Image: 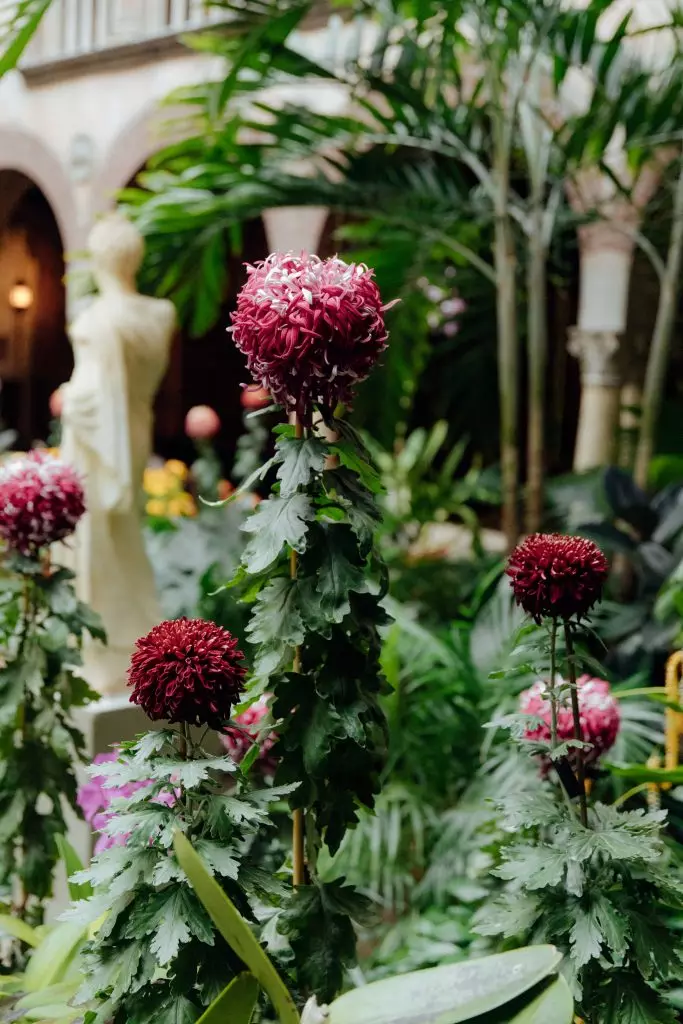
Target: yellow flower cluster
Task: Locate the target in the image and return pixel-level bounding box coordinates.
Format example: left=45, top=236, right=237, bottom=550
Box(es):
left=143, top=460, right=196, bottom=519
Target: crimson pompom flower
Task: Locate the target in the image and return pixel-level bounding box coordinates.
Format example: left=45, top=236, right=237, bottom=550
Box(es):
left=231, top=251, right=391, bottom=423
left=221, top=696, right=277, bottom=775
left=185, top=404, right=220, bottom=440
left=128, top=618, right=246, bottom=728
left=0, top=450, right=85, bottom=556
left=520, top=675, right=620, bottom=775
left=506, top=533, right=608, bottom=622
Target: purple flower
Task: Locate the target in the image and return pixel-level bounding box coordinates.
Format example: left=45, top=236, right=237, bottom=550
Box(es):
left=77, top=750, right=176, bottom=854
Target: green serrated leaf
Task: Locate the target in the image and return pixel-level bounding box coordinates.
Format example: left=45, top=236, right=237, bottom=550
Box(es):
left=569, top=906, right=604, bottom=969
left=276, top=436, right=327, bottom=496
left=128, top=886, right=213, bottom=965
left=194, top=840, right=241, bottom=881
left=328, top=441, right=382, bottom=494
left=309, top=527, right=369, bottom=625
left=151, top=756, right=235, bottom=789
left=323, top=467, right=381, bottom=548
left=242, top=494, right=315, bottom=574
left=246, top=577, right=304, bottom=648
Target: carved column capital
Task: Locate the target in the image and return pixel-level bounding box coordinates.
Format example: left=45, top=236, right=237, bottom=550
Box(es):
left=568, top=327, right=621, bottom=387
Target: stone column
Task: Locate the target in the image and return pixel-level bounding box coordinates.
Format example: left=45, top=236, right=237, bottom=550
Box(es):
left=568, top=327, right=621, bottom=471
left=262, top=206, right=329, bottom=255
left=566, top=157, right=665, bottom=470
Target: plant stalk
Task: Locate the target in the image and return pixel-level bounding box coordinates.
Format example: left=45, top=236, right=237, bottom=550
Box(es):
left=291, top=417, right=305, bottom=888
left=493, top=172, right=520, bottom=550
left=525, top=205, right=548, bottom=533
left=635, top=152, right=683, bottom=489
left=548, top=618, right=558, bottom=751
left=564, top=622, right=588, bottom=827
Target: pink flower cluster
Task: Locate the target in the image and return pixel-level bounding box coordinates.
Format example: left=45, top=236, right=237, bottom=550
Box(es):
left=77, top=751, right=175, bottom=854
left=0, top=450, right=85, bottom=556
left=520, top=675, right=620, bottom=774
left=231, top=252, right=390, bottom=423
left=221, top=697, right=277, bottom=775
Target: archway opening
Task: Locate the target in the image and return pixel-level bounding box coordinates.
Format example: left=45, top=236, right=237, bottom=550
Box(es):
left=0, top=172, right=70, bottom=448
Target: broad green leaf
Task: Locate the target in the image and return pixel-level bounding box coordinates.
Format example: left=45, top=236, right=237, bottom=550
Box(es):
left=173, top=831, right=299, bottom=1024
left=23, top=922, right=88, bottom=992
left=0, top=914, right=40, bottom=947
left=476, top=976, right=574, bottom=1024
left=20, top=1005, right=80, bottom=1022
left=56, top=835, right=92, bottom=902
left=326, top=946, right=563, bottom=1024
left=16, top=981, right=79, bottom=1011
left=197, top=973, right=259, bottom=1024
left=606, top=761, right=683, bottom=784
left=242, top=494, right=315, bottom=574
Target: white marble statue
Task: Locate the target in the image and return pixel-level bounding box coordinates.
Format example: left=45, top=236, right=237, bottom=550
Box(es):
left=60, top=213, right=175, bottom=695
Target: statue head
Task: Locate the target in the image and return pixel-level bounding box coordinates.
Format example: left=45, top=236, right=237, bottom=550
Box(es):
left=88, top=212, right=144, bottom=289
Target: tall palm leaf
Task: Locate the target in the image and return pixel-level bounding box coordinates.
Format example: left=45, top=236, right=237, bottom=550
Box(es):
left=0, top=0, right=51, bottom=77
left=124, top=0, right=681, bottom=527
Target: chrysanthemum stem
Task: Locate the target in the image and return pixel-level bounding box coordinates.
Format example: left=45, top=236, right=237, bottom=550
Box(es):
left=564, top=622, right=588, bottom=828
left=291, top=417, right=306, bottom=888
left=548, top=618, right=559, bottom=752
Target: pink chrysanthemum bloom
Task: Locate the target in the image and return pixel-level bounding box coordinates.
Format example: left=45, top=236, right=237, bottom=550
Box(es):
left=77, top=751, right=176, bottom=855
left=0, top=450, right=85, bottom=556
left=506, top=533, right=608, bottom=622
left=128, top=618, right=246, bottom=728
left=231, top=252, right=391, bottom=423
left=185, top=404, right=221, bottom=440
left=520, top=675, right=620, bottom=775
left=222, top=696, right=277, bottom=776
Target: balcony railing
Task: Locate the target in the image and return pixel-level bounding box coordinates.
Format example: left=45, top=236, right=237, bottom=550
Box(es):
left=21, top=0, right=225, bottom=68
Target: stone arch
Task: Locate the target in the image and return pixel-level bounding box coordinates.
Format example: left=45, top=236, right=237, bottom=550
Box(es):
left=0, top=129, right=80, bottom=252
left=91, top=103, right=187, bottom=218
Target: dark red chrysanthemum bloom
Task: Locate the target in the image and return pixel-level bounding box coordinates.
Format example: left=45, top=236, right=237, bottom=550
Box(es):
left=506, top=533, right=608, bottom=622
left=230, top=252, right=391, bottom=423
left=0, top=450, right=85, bottom=556
left=128, top=618, right=246, bottom=728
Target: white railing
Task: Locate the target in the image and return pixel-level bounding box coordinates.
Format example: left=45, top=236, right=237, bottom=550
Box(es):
left=22, top=0, right=225, bottom=66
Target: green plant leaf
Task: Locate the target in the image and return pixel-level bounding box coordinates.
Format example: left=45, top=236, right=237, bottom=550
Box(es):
left=606, top=761, right=683, bottom=784
left=15, top=981, right=79, bottom=1011
left=0, top=913, right=40, bottom=947
left=242, top=494, right=315, bottom=574
left=23, top=922, right=88, bottom=992
left=173, top=831, right=299, bottom=1024
left=476, top=975, right=574, bottom=1023
left=197, top=973, right=259, bottom=1024
left=276, top=436, right=327, bottom=496
left=326, top=946, right=563, bottom=1024
left=246, top=577, right=305, bottom=648
left=0, top=0, right=51, bottom=78
left=56, top=835, right=92, bottom=902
